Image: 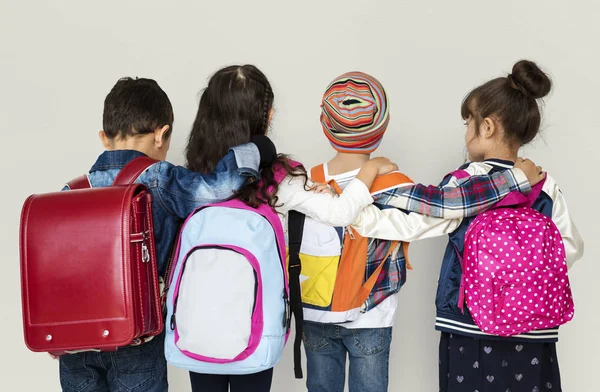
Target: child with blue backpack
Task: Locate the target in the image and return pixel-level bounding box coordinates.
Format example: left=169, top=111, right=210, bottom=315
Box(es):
left=356, top=60, right=584, bottom=392
left=167, top=65, right=545, bottom=392
left=58, top=77, right=276, bottom=392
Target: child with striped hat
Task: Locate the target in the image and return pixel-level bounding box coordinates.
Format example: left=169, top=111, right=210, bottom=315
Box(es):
left=320, top=71, right=390, bottom=154
left=300, top=72, right=545, bottom=392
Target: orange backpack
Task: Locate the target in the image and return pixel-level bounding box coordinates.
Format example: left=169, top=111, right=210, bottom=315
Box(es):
left=300, top=164, right=412, bottom=323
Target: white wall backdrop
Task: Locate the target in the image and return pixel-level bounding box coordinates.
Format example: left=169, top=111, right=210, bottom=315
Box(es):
left=1, top=1, right=597, bottom=390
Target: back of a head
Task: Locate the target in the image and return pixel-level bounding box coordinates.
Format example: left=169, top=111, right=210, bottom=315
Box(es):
left=103, top=77, right=174, bottom=140
left=461, top=60, right=552, bottom=146
left=321, top=71, right=389, bottom=154
left=186, top=64, right=273, bottom=173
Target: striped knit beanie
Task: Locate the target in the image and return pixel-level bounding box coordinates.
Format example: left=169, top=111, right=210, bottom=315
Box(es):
left=320, top=71, right=389, bottom=154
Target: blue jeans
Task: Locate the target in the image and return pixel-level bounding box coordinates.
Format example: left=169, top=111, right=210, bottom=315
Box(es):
left=59, top=333, right=167, bottom=392
left=303, top=322, right=392, bottom=392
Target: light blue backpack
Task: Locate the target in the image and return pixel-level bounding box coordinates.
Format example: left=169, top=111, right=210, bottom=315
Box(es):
left=164, top=195, right=305, bottom=377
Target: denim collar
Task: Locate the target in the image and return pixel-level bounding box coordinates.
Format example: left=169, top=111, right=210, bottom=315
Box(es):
left=90, top=150, right=148, bottom=173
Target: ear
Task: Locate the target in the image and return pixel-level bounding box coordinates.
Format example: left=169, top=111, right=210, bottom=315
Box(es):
left=154, top=125, right=170, bottom=148
left=266, top=108, right=275, bottom=133
left=98, top=130, right=113, bottom=149
left=481, top=117, right=497, bottom=139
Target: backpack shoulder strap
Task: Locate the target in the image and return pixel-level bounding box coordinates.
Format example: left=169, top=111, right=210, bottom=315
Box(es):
left=272, top=159, right=304, bottom=185
left=65, top=156, right=157, bottom=190
left=113, top=156, right=158, bottom=186
left=310, top=164, right=326, bottom=183
left=65, top=174, right=91, bottom=190
left=368, top=171, right=415, bottom=269
left=310, top=163, right=343, bottom=194
left=287, top=210, right=306, bottom=379
left=369, top=171, right=414, bottom=194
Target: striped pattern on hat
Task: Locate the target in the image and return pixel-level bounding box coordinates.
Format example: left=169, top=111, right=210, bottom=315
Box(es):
left=320, top=71, right=389, bottom=154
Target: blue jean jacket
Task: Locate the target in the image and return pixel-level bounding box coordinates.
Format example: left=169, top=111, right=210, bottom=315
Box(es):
left=63, top=143, right=260, bottom=276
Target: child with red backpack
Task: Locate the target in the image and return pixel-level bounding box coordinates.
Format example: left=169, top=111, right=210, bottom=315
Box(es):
left=53, top=77, right=276, bottom=392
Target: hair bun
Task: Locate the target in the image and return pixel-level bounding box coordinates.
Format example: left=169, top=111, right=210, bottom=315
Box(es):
left=508, top=60, right=552, bottom=99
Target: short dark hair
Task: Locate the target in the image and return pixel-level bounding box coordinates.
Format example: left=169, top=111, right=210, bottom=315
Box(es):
left=461, top=60, right=552, bottom=146
left=103, top=77, right=174, bottom=140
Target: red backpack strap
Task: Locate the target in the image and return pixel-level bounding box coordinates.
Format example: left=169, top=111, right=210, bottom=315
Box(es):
left=113, top=156, right=158, bottom=186
left=66, top=175, right=91, bottom=190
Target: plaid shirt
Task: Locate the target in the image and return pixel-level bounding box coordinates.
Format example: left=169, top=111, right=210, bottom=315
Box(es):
left=362, top=166, right=531, bottom=312
left=372, top=168, right=531, bottom=219
left=363, top=238, right=405, bottom=311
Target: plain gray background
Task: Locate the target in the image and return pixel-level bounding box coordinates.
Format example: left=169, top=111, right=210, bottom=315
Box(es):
left=1, top=1, right=597, bottom=391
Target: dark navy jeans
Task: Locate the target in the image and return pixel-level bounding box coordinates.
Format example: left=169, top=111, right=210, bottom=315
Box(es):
left=59, top=334, right=167, bottom=392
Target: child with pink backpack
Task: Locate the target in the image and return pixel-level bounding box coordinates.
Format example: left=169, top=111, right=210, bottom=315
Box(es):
left=435, top=60, right=584, bottom=392
left=356, top=60, right=584, bottom=392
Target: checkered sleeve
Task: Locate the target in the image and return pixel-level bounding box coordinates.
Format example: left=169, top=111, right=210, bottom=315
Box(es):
left=372, top=168, right=531, bottom=219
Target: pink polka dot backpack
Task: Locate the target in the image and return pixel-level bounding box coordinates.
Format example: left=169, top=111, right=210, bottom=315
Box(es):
left=456, top=178, right=574, bottom=336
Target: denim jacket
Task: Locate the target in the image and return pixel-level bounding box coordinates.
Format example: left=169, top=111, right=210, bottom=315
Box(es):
left=63, top=143, right=261, bottom=276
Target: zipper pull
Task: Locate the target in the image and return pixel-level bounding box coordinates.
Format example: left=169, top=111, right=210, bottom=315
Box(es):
left=345, top=226, right=355, bottom=240
left=141, top=242, right=150, bottom=263
left=170, top=314, right=176, bottom=330
left=457, top=277, right=466, bottom=314
left=495, top=287, right=507, bottom=317
left=284, top=298, right=291, bottom=330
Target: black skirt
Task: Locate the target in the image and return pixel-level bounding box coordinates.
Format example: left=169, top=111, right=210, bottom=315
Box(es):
left=439, top=332, right=561, bottom=392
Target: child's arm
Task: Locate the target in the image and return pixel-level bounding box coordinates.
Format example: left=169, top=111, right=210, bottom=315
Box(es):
left=155, top=138, right=274, bottom=219
left=543, top=176, right=584, bottom=268
left=373, top=165, right=534, bottom=219
left=351, top=205, right=461, bottom=241
left=350, top=166, right=522, bottom=241
left=276, top=159, right=395, bottom=227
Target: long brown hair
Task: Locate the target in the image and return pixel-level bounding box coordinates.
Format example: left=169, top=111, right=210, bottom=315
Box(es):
left=185, top=64, right=307, bottom=208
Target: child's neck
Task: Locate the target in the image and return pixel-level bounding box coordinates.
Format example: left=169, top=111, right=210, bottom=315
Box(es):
left=482, top=146, right=519, bottom=163
left=107, top=138, right=154, bottom=158
left=327, top=152, right=370, bottom=176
